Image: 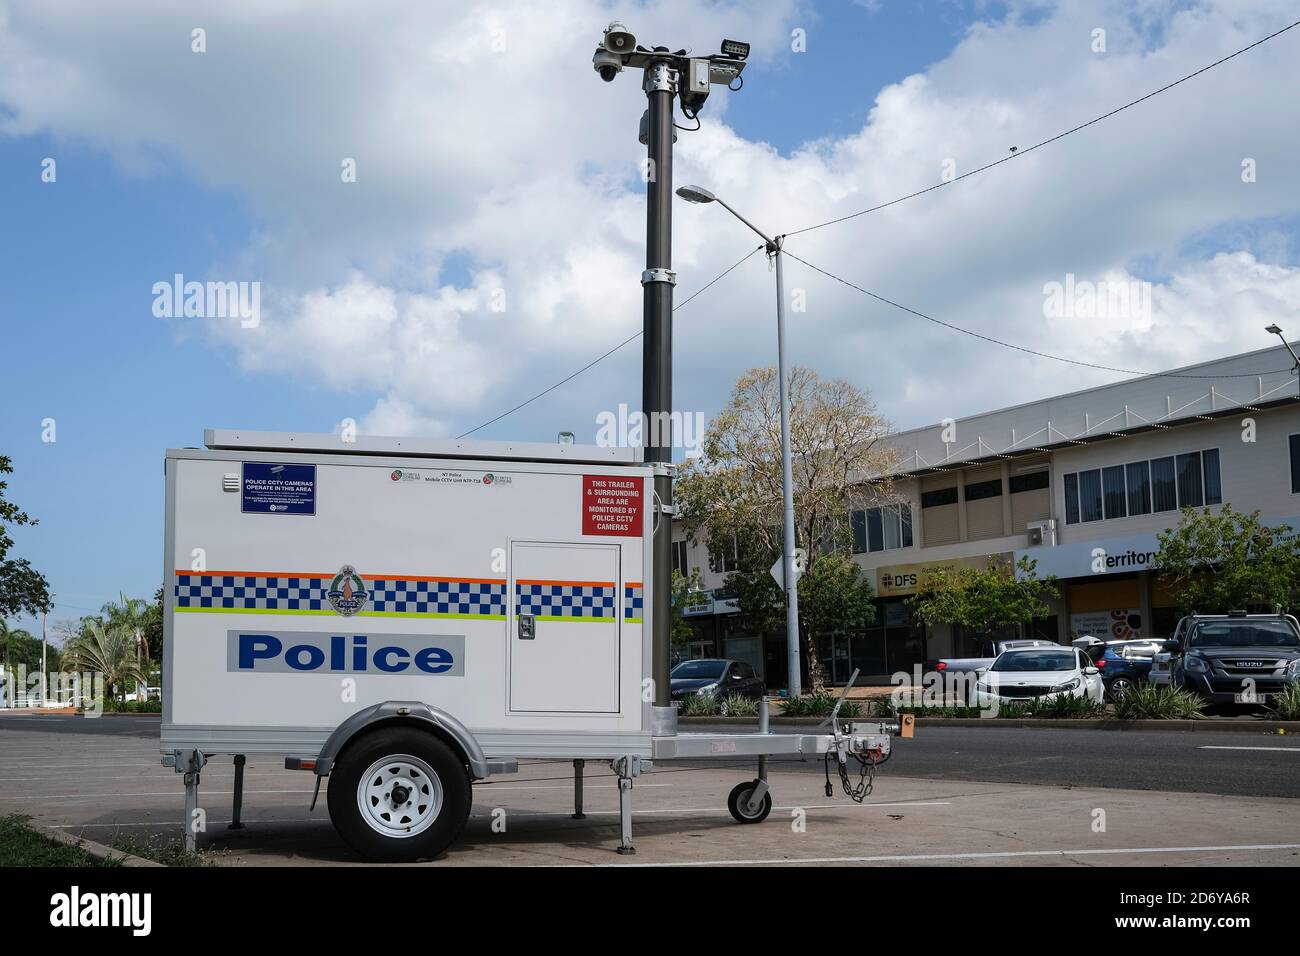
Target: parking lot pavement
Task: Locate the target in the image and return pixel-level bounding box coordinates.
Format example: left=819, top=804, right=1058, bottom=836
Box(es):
left=2, top=718, right=1299, bottom=867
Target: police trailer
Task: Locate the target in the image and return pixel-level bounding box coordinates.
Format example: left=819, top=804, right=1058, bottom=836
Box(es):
left=162, top=429, right=904, bottom=860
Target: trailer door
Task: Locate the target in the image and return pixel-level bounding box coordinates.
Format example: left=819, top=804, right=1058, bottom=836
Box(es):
left=509, top=541, right=621, bottom=713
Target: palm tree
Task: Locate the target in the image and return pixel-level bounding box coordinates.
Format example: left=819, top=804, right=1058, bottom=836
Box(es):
left=61, top=621, right=147, bottom=703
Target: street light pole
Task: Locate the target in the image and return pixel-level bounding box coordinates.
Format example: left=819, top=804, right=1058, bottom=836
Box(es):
left=676, top=185, right=802, bottom=697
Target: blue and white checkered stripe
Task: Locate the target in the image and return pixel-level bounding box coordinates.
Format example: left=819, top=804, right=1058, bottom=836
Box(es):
left=175, top=575, right=327, bottom=611
left=370, top=579, right=505, bottom=616
left=624, top=584, right=644, bottom=621
left=516, top=583, right=616, bottom=619
left=175, top=574, right=508, bottom=617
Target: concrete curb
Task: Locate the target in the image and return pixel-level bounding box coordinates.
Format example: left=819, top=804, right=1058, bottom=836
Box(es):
left=42, top=826, right=163, bottom=867
left=677, top=715, right=1300, bottom=733
left=912, top=717, right=1300, bottom=732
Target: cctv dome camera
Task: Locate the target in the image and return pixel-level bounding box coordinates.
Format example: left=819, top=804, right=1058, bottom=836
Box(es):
left=593, top=48, right=622, bottom=82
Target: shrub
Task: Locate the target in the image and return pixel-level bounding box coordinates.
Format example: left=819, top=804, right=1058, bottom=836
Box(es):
left=780, top=692, right=861, bottom=718
left=719, top=694, right=759, bottom=718
left=1021, top=692, right=1108, bottom=719
left=1112, top=684, right=1205, bottom=720
left=677, top=693, right=722, bottom=717
left=1268, top=684, right=1300, bottom=721
left=98, top=698, right=162, bottom=714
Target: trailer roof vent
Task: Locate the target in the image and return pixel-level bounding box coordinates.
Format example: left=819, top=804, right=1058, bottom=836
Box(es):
left=222, top=473, right=239, bottom=492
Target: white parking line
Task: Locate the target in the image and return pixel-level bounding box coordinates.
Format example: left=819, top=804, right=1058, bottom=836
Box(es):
left=1197, top=746, right=1300, bottom=752
left=606, top=842, right=1300, bottom=867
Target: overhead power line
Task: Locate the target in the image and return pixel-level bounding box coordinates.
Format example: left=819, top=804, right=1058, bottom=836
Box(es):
left=781, top=248, right=1295, bottom=381
left=456, top=244, right=766, bottom=438
left=782, top=17, right=1300, bottom=239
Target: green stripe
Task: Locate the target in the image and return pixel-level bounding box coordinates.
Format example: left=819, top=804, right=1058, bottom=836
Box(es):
left=625, top=617, right=643, bottom=623
left=176, top=606, right=505, bottom=620
left=534, top=615, right=615, bottom=622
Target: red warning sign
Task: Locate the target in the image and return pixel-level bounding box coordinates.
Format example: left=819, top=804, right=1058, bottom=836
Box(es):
left=582, top=474, right=644, bottom=537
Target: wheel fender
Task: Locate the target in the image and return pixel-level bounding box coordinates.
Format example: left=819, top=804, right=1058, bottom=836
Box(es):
left=315, top=701, right=489, bottom=780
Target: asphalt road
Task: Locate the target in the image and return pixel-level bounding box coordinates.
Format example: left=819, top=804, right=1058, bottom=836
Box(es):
left=7, top=714, right=1297, bottom=798
left=687, top=722, right=1300, bottom=799
left=3, top=714, right=1298, bottom=866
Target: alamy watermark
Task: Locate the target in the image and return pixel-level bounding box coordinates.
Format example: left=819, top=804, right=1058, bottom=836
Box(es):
left=595, top=403, right=705, bottom=456
left=152, top=273, right=260, bottom=328
left=1043, top=273, right=1151, bottom=322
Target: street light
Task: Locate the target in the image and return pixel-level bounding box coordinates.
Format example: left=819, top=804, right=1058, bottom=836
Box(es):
left=1266, top=324, right=1300, bottom=388
left=677, top=184, right=803, bottom=697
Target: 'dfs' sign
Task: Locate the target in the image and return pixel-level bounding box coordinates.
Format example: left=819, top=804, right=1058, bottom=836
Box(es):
left=226, top=631, right=465, bottom=676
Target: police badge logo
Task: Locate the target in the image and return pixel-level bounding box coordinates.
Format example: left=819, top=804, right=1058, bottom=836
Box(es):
left=327, top=565, right=369, bottom=616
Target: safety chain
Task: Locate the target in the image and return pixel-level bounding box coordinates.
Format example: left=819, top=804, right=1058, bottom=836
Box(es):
left=824, top=750, right=877, bottom=803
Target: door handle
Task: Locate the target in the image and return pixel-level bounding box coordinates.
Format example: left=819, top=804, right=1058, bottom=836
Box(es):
left=518, top=614, right=536, bottom=640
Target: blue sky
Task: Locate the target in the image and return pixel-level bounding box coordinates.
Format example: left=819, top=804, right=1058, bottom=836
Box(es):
left=2, top=0, right=1298, bottom=630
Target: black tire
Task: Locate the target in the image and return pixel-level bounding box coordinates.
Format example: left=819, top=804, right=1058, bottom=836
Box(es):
left=727, top=780, right=772, bottom=824
left=328, top=727, right=472, bottom=862
left=1106, top=677, right=1135, bottom=702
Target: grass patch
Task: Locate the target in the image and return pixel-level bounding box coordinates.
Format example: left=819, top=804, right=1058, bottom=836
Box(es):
left=1112, top=684, right=1205, bottom=720
left=0, top=815, right=122, bottom=867
left=110, top=832, right=211, bottom=867
left=1268, top=684, right=1300, bottom=721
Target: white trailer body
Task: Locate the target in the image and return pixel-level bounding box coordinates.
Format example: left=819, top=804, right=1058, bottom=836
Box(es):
left=165, top=431, right=654, bottom=759
left=163, top=430, right=899, bottom=860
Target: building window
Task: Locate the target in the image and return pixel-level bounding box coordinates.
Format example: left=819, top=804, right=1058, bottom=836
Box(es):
left=920, top=487, right=957, bottom=508
left=1064, top=447, right=1221, bottom=524
left=964, top=478, right=1002, bottom=501
left=848, top=505, right=913, bottom=554
left=1078, top=469, right=1103, bottom=522
left=1202, top=448, right=1222, bottom=505
left=1125, top=460, right=1151, bottom=516
left=1176, top=452, right=1203, bottom=508
left=1009, top=469, right=1049, bottom=493
left=1291, top=435, right=1300, bottom=494
left=850, top=510, right=867, bottom=553
left=672, top=540, right=688, bottom=574
left=1151, top=456, right=1177, bottom=512
left=710, top=535, right=738, bottom=574
left=1102, top=465, right=1127, bottom=520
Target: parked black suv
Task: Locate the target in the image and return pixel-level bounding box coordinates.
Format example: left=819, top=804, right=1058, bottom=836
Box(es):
left=1165, top=612, right=1300, bottom=706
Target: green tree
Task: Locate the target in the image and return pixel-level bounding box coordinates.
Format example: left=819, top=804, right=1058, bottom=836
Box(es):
left=0, top=455, right=52, bottom=620
left=60, top=621, right=147, bottom=702
left=909, top=556, right=1058, bottom=637
left=1154, top=504, right=1300, bottom=612
left=677, top=366, right=896, bottom=691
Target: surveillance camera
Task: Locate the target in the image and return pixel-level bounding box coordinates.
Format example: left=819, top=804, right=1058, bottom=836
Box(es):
left=593, top=47, right=623, bottom=82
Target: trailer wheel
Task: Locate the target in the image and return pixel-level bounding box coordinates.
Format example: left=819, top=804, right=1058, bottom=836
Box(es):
left=727, top=780, right=772, bottom=824
left=328, top=727, right=471, bottom=862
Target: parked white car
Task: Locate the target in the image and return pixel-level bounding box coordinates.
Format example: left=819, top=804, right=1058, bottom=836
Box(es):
left=975, top=646, right=1104, bottom=705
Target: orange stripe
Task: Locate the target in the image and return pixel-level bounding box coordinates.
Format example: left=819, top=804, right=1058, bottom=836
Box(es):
left=625, top=581, right=643, bottom=588
left=175, top=570, right=503, bottom=584
left=516, top=579, right=615, bottom=588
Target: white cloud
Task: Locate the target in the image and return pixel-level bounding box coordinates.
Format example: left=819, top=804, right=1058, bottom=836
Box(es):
left=2, top=0, right=1299, bottom=439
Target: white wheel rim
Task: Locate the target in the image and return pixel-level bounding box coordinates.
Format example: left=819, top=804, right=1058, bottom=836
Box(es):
left=357, top=754, right=444, bottom=839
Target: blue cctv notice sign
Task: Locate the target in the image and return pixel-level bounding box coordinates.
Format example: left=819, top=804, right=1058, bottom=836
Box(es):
left=241, top=462, right=316, bottom=515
